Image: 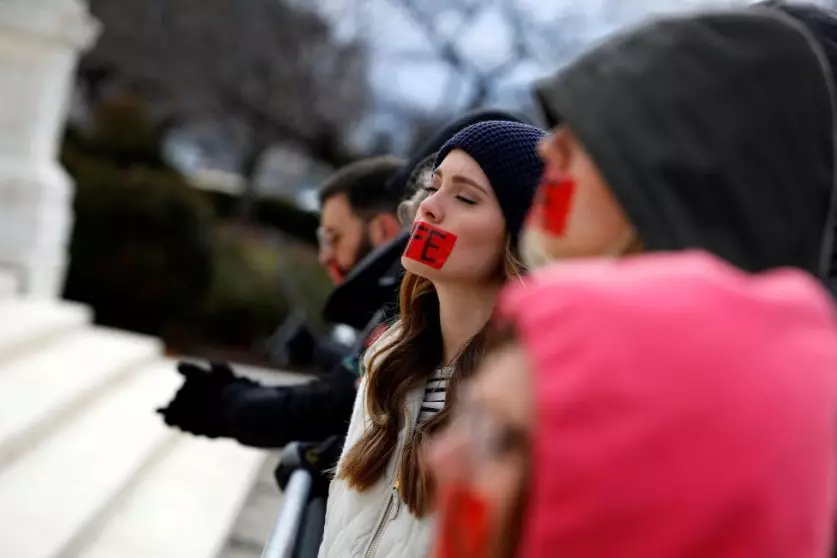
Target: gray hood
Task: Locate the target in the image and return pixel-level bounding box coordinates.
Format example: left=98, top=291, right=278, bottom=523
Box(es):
left=534, top=8, right=836, bottom=277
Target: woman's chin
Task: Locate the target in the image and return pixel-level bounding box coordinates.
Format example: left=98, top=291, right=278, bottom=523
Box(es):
left=401, top=255, right=444, bottom=279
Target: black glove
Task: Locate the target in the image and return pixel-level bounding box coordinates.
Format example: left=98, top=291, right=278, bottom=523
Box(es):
left=284, top=324, right=317, bottom=368
left=274, top=436, right=344, bottom=499
left=156, top=361, right=256, bottom=438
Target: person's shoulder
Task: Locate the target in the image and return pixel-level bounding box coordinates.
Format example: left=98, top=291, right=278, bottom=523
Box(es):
left=368, top=319, right=401, bottom=353
left=359, top=320, right=402, bottom=376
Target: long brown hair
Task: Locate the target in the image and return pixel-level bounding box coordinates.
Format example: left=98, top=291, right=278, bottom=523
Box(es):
left=338, top=239, right=525, bottom=517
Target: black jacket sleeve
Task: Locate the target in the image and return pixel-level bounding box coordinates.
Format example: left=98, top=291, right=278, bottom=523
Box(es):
left=216, top=360, right=358, bottom=448
left=275, top=321, right=353, bottom=371
left=215, top=306, right=394, bottom=448
left=160, top=310, right=388, bottom=449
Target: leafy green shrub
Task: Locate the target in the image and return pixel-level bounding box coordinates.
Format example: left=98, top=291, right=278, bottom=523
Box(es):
left=62, top=97, right=214, bottom=336
left=204, top=189, right=319, bottom=246
left=272, top=241, right=333, bottom=332
left=63, top=155, right=215, bottom=336
left=199, top=226, right=291, bottom=347
left=61, top=95, right=328, bottom=355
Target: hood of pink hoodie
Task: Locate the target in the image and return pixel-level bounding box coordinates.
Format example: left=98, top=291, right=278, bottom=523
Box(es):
left=497, top=252, right=837, bottom=558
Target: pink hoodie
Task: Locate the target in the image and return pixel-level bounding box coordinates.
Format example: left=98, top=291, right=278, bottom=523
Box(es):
left=496, top=252, right=837, bottom=558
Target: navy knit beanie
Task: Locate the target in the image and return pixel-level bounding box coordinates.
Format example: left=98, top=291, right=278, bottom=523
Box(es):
left=386, top=109, right=535, bottom=199
left=435, top=120, right=547, bottom=243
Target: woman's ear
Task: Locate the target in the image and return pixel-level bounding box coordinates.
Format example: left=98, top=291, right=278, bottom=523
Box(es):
left=369, top=213, right=402, bottom=247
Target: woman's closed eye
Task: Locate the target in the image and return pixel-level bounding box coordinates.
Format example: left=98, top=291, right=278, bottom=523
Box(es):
left=422, top=184, right=478, bottom=205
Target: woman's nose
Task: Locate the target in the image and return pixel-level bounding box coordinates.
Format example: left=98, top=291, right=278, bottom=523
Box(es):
left=418, top=193, right=444, bottom=224
left=428, top=428, right=471, bottom=487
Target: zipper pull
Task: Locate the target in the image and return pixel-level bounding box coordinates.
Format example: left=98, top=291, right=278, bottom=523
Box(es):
left=390, top=481, right=401, bottom=519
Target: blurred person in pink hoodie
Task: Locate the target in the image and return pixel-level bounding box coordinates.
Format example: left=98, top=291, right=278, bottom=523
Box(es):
left=428, top=251, right=837, bottom=558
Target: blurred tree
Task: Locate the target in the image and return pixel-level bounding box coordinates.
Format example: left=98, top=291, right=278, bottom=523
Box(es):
left=67, top=95, right=175, bottom=172
left=62, top=99, right=216, bottom=337
left=388, top=0, right=522, bottom=110
left=305, top=0, right=590, bottom=153
left=80, top=0, right=371, bottom=219
left=61, top=97, right=328, bottom=354
left=384, top=0, right=588, bottom=111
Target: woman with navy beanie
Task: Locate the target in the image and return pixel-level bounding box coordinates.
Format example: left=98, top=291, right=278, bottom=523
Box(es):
left=318, top=120, right=546, bottom=558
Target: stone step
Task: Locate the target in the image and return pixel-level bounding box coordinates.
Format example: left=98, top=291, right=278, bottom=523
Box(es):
left=0, top=360, right=181, bottom=558
left=0, top=327, right=163, bottom=467
left=0, top=299, right=90, bottom=363
left=74, top=437, right=266, bottom=558
left=0, top=271, right=17, bottom=298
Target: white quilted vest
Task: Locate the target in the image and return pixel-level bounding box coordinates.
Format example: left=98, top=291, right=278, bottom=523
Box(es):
left=318, top=328, right=437, bottom=558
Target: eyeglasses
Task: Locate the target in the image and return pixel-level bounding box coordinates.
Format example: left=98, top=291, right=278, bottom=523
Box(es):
left=317, top=213, right=373, bottom=253
left=317, top=227, right=336, bottom=251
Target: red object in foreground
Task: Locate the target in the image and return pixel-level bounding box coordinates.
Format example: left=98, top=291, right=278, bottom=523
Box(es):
left=403, top=221, right=458, bottom=269
left=364, top=323, right=390, bottom=349
left=433, top=485, right=491, bottom=558
left=326, top=262, right=344, bottom=284
left=527, top=175, right=576, bottom=236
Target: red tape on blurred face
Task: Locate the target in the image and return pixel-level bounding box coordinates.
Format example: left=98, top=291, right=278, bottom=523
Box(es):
left=404, top=221, right=457, bottom=269
left=528, top=175, right=576, bottom=236
left=433, top=485, right=491, bottom=558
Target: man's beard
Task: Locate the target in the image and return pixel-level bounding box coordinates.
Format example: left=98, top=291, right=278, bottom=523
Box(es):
left=334, top=230, right=375, bottom=282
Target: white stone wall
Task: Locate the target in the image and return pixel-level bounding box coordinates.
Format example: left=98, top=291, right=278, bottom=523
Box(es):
left=0, top=0, right=98, bottom=297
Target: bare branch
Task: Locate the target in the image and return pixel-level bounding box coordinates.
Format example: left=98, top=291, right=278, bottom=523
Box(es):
left=384, top=0, right=555, bottom=112
left=83, top=0, right=371, bottom=172
left=387, top=0, right=470, bottom=71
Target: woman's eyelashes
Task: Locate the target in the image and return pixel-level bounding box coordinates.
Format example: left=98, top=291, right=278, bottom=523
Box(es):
left=421, top=184, right=478, bottom=205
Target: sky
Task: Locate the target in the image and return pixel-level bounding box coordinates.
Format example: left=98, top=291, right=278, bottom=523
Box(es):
left=304, top=0, right=773, bottom=152
left=173, top=0, right=834, bottom=204
left=316, top=0, right=752, bottom=113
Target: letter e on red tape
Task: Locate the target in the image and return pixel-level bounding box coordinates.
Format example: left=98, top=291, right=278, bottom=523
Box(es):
left=404, top=221, right=457, bottom=269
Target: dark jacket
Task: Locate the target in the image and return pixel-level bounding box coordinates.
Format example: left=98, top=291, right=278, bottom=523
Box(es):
left=322, top=230, right=408, bottom=330
left=215, top=309, right=395, bottom=447
left=214, top=239, right=405, bottom=447
left=158, top=236, right=404, bottom=448
left=534, top=8, right=836, bottom=276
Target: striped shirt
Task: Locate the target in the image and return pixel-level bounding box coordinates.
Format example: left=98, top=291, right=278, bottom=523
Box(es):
left=418, top=366, right=455, bottom=424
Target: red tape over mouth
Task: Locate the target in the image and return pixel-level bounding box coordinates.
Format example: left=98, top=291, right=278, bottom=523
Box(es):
left=527, top=175, right=576, bottom=236
left=404, top=221, right=457, bottom=269
left=433, top=485, right=491, bottom=558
